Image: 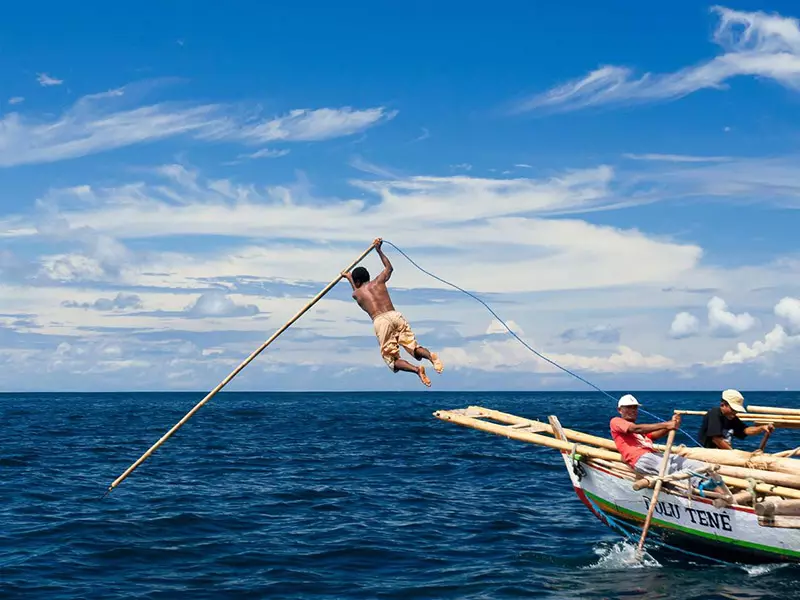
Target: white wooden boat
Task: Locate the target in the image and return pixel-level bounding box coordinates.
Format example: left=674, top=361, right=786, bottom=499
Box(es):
left=435, top=405, right=800, bottom=564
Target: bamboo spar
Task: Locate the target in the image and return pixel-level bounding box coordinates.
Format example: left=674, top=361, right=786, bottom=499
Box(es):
left=637, top=414, right=677, bottom=555
left=104, top=242, right=377, bottom=495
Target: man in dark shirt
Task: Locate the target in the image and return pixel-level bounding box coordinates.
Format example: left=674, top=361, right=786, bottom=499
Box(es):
left=698, top=389, right=774, bottom=449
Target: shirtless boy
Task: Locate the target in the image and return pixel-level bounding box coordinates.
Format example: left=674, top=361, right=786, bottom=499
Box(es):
left=341, top=238, right=444, bottom=387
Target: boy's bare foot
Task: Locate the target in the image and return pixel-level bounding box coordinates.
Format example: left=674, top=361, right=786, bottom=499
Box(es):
left=418, top=365, right=431, bottom=387
left=430, top=352, right=444, bottom=374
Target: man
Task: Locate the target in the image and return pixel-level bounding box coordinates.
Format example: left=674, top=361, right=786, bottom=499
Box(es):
left=698, top=389, right=774, bottom=449
left=610, top=394, right=707, bottom=478
left=341, top=238, right=444, bottom=387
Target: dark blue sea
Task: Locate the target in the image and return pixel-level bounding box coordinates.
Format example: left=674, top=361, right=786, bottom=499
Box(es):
left=2, top=391, right=800, bottom=599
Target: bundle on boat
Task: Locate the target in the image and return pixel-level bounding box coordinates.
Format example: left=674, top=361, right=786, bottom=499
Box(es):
left=433, top=405, right=800, bottom=528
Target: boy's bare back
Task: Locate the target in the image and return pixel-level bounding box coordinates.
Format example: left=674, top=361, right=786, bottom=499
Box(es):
left=353, top=280, right=395, bottom=320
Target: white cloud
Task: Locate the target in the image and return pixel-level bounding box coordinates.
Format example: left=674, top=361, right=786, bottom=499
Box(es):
left=486, top=319, right=524, bottom=335
left=184, top=290, right=259, bottom=318
left=513, top=6, right=800, bottom=114
left=0, top=84, right=394, bottom=167
left=3, top=158, right=800, bottom=390
left=707, top=296, right=756, bottom=336
left=669, top=312, right=700, bottom=338
left=720, top=325, right=800, bottom=364
left=214, top=107, right=396, bottom=143
left=442, top=338, right=674, bottom=374
left=245, top=148, right=291, bottom=159
left=8, top=97, right=24, bottom=105
left=775, top=297, right=800, bottom=334
left=37, top=73, right=63, bottom=86
left=14, top=164, right=702, bottom=295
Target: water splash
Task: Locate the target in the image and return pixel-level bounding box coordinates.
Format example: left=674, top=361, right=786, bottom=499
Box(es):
left=584, top=541, right=661, bottom=570
left=742, top=562, right=792, bottom=577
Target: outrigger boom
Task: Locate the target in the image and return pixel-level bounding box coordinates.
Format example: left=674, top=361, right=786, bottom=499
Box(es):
left=434, top=405, right=800, bottom=564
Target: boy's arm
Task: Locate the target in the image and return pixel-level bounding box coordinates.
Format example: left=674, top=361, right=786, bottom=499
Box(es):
left=374, top=238, right=393, bottom=283
left=341, top=270, right=356, bottom=291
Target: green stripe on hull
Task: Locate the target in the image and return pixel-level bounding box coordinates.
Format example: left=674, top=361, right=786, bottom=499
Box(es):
left=584, top=490, right=800, bottom=560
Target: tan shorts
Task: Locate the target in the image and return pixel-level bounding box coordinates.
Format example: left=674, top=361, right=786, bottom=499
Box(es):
left=373, top=310, right=418, bottom=370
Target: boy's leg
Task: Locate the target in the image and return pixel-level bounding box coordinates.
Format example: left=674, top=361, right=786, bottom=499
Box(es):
left=412, top=346, right=444, bottom=374
left=393, top=359, right=431, bottom=387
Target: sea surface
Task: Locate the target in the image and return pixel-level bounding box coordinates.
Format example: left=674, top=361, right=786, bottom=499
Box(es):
left=2, top=391, right=800, bottom=599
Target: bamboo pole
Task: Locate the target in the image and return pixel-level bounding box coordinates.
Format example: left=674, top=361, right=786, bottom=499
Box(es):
left=105, top=242, right=377, bottom=495
left=674, top=447, right=800, bottom=476
left=434, top=409, right=800, bottom=500
left=748, top=405, right=800, bottom=416
left=675, top=410, right=800, bottom=422
left=637, top=414, right=677, bottom=556
left=755, top=499, right=800, bottom=517
left=759, top=429, right=773, bottom=452
left=776, top=447, right=800, bottom=458
left=434, top=410, right=623, bottom=462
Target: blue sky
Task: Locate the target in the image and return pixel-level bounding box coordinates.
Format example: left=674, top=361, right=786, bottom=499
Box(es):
left=2, top=2, right=800, bottom=392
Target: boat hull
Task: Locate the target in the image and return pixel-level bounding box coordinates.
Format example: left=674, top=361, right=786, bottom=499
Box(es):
left=561, top=452, right=800, bottom=564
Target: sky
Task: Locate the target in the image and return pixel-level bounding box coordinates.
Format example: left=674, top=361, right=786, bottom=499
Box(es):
left=1, top=1, right=800, bottom=392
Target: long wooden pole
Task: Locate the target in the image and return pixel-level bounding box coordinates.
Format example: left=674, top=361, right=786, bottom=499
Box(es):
left=637, top=415, right=677, bottom=556
left=105, top=242, right=377, bottom=495
left=748, top=406, right=800, bottom=416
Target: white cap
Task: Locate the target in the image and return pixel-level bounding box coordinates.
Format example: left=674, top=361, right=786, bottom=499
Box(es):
left=722, top=389, right=745, bottom=413
left=618, top=394, right=640, bottom=408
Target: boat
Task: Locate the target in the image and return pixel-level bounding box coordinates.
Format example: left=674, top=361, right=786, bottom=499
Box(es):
left=434, top=405, right=800, bottom=564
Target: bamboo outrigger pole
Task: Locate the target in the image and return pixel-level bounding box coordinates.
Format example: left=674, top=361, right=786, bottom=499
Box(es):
left=104, top=242, right=378, bottom=496
left=637, top=412, right=678, bottom=557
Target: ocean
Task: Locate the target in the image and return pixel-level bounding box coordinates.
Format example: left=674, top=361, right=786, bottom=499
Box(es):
left=2, top=391, right=799, bottom=599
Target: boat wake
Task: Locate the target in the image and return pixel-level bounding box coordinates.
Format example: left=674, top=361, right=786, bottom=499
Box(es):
left=584, top=541, right=661, bottom=570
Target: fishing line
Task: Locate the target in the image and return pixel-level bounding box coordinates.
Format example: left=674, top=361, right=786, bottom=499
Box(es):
left=382, top=240, right=702, bottom=447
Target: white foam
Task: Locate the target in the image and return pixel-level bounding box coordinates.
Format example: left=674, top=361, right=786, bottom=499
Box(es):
left=584, top=541, right=661, bottom=570
left=742, top=562, right=791, bottom=577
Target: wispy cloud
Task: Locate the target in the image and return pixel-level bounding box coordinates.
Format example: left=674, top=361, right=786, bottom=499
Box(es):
left=9, top=163, right=702, bottom=297
left=560, top=324, right=621, bottom=344
left=37, top=73, right=63, bottom=87
left=8, top=97, right=24, bottom=105
left=512, top=6, right=800, bottom=114
left=217, top=107, right=397, bottom=143
left=62, top=292, right=143, bottom=311
left=412, top=127, right=430, bottom=142
left=0, top=83, right=395, bottom=167
left=623, top=153, right=732, bottom=163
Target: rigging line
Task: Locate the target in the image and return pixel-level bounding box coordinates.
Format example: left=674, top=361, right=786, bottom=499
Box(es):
left=382, top=240, right=702, bottom=447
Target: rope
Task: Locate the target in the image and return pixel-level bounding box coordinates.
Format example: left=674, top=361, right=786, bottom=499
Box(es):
left=381, top=242, right=738, bottom=565
left=383, top=240, right=702, bottom=447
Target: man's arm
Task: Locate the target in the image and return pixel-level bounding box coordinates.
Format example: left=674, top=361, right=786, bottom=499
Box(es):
left=627, top=416, right=680, bottom=436
left=373, top=238, right=393, bottom=283
left=710, top=435, right=733, bottom=450
left=744, top=423, right=774, bottom=436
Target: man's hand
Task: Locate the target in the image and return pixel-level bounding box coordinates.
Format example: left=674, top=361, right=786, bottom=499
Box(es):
left=763, top=423, right=775, bottom=434
left=668, top=414, right=681, bottom=430
left=373, top=237, right=383, bottom=249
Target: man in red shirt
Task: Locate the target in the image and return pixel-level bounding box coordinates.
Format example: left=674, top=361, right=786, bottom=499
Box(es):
left=610, top=394, right=706, bottom=477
